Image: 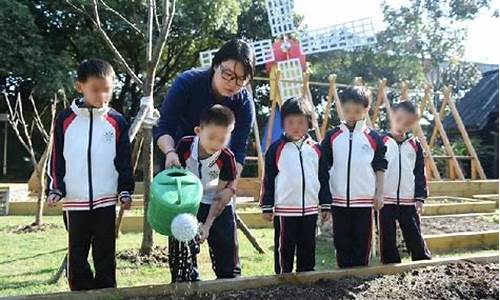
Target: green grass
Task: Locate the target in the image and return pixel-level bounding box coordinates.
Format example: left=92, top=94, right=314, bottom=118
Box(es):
left=0, top=215, right=497, bottom=297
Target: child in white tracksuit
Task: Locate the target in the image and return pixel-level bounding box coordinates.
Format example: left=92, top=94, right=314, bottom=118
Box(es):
left=260, top=97, right=331, bottom=274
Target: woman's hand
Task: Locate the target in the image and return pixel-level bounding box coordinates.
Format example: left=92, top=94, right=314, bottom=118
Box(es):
left=164, top=151, right=181, bottom=168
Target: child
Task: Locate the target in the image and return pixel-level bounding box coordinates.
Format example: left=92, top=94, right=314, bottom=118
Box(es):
left=168, top=104, right=239, bottom=282
left=380, top=101, right=432, bottom=263
left=259, top=97, right=331, bottom=274
left=46, top=59, right=134, bottom=290
left=320, top=86, right=387, bottom=268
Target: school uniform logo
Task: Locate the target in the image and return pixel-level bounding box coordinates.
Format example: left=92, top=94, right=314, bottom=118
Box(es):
left=208, top=169, right=219, bottom=179
left=104, top=131, right=114, bottom=143
left=362, top=144, right=371, bottom=152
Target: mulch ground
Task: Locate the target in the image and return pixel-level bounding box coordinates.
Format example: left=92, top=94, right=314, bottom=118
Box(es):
left=117, top=246, right=169, bottom=267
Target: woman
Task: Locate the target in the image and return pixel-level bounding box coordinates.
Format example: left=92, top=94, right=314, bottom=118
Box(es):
left=154, top=39, right=256, bottom=282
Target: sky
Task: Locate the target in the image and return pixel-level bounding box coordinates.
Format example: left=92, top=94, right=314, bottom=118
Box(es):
left=294, top=0, right=499, bottom=64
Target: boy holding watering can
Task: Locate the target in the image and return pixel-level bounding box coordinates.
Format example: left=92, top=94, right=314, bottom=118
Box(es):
left=46, top=59, right=134, bottom=290
left=168, top=104, right=239, bottom=282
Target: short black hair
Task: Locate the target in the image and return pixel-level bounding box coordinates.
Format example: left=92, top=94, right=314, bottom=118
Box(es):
left=340, top=85, right=371, bottom=108
left=200, top=104, right=235, bottom=128
left=392, top=101, right=418, bottom=115
left=77, top=58, right=115, bottom=82
left=281, top=97, right=316, bottom=129
left=211, top=39, right=255, bottom=81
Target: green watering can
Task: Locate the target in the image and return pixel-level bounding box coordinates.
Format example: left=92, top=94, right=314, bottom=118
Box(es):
left=147, top=167, right=203, bottom=236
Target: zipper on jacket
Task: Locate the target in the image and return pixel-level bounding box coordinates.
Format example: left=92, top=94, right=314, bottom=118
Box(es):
left=346, top=130, right=353, bottom=208
left=297, top=145, right=306, bottom=216
left=87, top=108, right=94, bottom=210
left=396, top=143, right=402, bottom=206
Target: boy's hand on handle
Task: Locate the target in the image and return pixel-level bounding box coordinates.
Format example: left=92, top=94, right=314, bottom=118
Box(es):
left=374, top=193, right=384, bottom=211
left=197, top=223, right=211, bottom=244
left=164, top=150, right=181, bottom=168
left=47, top=193, right=61, bottom=207
left=262, top=212, right=273, bottom=222
left=321, top=211, right=331, bottom=224
left=120, top=196, right=132, bottom=210
left=415, top=201, right=424, bottom=215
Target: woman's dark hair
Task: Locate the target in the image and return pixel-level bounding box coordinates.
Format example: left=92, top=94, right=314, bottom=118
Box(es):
left=340, top=85, right=372, bottom=108
left=281, top=97, right=316, bottom=129
left=392, top=100, right=418, bottom=115
left=200, top=104, right=235, bottom=128
left=211, top=39, right=255, bottom=80
left=77, top=58, right=115, bottom=82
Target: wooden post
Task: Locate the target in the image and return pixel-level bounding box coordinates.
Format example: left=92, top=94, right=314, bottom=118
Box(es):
left=333, top=76, right=344, bottom=121
left=471, top=160, right=478, bottom=180
left=370, top=79, right=387, bottom=126
left=428, top=96, right=447, bottom=148
left=443, top=86, right=487, bottom=179
left=302, top=70, right=322, bottom=140
left=426, top=88, right=465, bottom=180
left=235, top=214, right=265, bottom=254
left=253, top=120, right=264, bottom=179
left=320, top=74, right=336, bottom=138
left=265, top=67, right=281, bottom=152
left=413, top=123, right=442, bottom=180
left=400, top=80, right=410, bottom=100
left=414, top=85, right=441, bottom=180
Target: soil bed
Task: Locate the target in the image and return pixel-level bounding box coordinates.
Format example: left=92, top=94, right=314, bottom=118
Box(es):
left=130, top=262, right=498, bottom=300
left=421, top=214, right=498, bottom=235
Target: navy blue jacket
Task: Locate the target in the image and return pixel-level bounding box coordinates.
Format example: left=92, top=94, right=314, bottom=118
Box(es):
left=154, top=68, right=255, bottom=165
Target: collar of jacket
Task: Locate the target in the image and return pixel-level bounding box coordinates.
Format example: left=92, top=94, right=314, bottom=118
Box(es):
left=190, top=135, right=222, bottom=164
left=339, top=119, right=367, bottom=132
left=387, top=131, right=413, bottom=144
left=279, top=133, right=313, bottom=144
left=71, top=98, right=111, bottom=117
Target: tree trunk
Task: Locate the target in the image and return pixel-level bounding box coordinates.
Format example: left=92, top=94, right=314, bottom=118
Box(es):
left=139, top=127, right=154, bottom=255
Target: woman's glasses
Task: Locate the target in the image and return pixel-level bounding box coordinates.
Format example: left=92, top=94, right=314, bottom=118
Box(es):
left=218, top=65, right=249, bottom=87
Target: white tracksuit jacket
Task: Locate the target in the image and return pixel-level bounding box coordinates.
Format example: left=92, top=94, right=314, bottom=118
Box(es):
left=320, top=120, right=388, bottom=208
left=46, top=99, right=134, bottom=211
left=259, top=134, right=331, bottom=216
left=382, top=133, right=428, bottom=205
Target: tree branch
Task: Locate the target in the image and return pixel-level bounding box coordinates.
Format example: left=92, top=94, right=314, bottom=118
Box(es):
left=87, top=0, right=144, bottom=86
left=99, top=0, right=145, bottom=37
left=29, top=94, right=49, bottom=143
left=149, top=0, right=176, bottom=73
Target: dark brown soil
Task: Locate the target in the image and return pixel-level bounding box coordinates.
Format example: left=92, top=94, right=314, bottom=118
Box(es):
left=116, top=246, right=169, bottom=267
left=134, top=262, right=498, bottom=300
left=421, top=215, right=498, bottom=235
left=4, top=222, right=61, bottom=234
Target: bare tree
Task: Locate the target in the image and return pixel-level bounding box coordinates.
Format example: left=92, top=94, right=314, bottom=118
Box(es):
left=3, top=92, right=58, bottom=227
